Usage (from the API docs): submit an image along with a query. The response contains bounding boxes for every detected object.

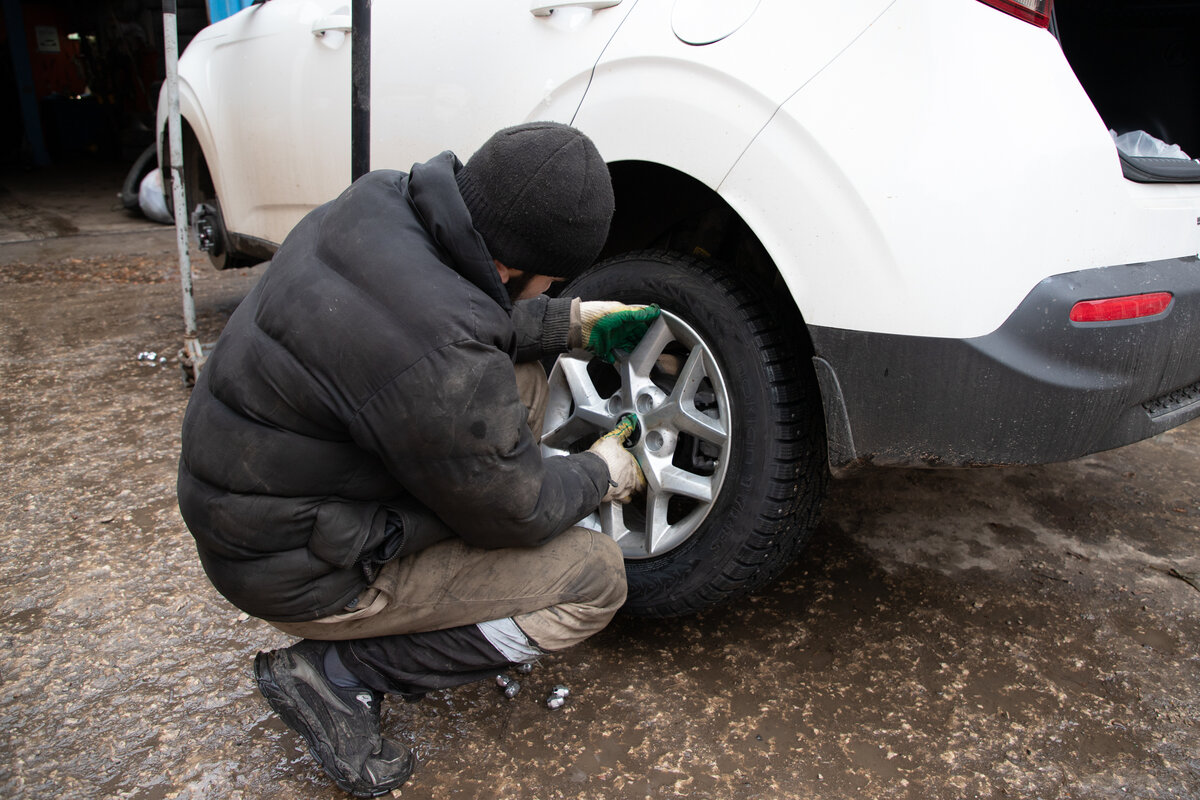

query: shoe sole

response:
[254,651,413,798]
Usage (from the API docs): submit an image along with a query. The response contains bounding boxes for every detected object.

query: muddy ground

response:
[1,165,1198,800]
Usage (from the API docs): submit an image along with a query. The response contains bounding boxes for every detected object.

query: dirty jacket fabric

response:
[177,154,610,623]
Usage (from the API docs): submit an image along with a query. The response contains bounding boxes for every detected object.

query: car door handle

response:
[312,14,352,36]
[530,0,622,18]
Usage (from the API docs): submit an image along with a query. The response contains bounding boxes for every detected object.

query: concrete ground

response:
[1,164,1198,800]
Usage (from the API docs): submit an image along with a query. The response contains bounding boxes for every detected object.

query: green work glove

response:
[580,302,661,364]
[587,413,646,504]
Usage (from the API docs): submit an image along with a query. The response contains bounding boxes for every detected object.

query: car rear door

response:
[370,0,635,171]
[200,0,353,246]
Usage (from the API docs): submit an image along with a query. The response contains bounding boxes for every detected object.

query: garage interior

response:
[1,1,217,168]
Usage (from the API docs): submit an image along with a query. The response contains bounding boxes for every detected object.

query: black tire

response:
[561,250,829,617]
[120,143,158,212]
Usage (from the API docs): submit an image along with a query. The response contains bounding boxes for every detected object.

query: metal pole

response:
[351,0,371,181]
[163,0,206,380]
[2,0,51,166]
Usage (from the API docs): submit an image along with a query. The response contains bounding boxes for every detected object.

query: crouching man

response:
[177,123,657,796]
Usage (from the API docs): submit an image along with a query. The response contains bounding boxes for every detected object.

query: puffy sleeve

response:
[348,339,609,548]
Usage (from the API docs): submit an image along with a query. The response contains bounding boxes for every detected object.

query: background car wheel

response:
[546,250,829,617]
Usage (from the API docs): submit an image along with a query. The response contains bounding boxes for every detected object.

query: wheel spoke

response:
[540,415,598,450]
[597,502,623,541]
[659,465,714,502]
[645,348,727,446]
[645,491,672,555]
[624,317,673,378]
[542,357,615,449]
[674,401,728,446]
[636,449,668,495]
[675,344,708,397]
[558,357,614,427]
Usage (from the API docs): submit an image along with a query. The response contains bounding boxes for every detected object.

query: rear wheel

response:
[162,129,260,270]
[545,250,829,617]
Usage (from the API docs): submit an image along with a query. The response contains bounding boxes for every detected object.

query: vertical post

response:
[351,0,371,181]
[2,0,51,166]
[163,0,206,380]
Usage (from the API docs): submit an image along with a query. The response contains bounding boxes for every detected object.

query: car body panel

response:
[719,0,1200,338]
[576,0,896,187]
[176,0,353,244]
[163,0,637,245]
[370,1,636,173]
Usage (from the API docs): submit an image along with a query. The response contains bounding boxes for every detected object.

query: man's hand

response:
[587,414,646,504]
[579,302,661,364]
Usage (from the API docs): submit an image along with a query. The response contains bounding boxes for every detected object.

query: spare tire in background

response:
[120,143,158,212]
[544,250,829,617]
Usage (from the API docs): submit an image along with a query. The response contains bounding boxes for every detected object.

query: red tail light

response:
[977,0,1054,28]
[1069,292,1173,323]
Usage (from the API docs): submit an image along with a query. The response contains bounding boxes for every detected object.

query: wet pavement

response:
[1,165,1198,800]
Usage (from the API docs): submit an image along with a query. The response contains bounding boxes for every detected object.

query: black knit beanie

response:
[455,122,614,279]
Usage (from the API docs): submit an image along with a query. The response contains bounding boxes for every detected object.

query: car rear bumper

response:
[811,255,1200,467]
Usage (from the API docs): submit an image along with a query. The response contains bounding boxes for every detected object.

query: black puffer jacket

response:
[177,154,609,622]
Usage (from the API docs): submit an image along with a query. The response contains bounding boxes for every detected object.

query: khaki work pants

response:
[270,362,626,652]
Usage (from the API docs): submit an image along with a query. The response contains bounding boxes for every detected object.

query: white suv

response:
[160,0,1200,616]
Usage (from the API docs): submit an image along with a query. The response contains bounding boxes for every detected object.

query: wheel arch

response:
[598,159,857,468]
[602,160,810,350]
[599,157,867,470]
[156,73,220,195]
[157,82,275,268]
[158,116,214,205]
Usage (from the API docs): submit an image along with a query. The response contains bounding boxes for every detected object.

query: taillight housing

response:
[1069,292,1174,323]
[977,0,1054,28]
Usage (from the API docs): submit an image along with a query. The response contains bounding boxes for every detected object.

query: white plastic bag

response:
[1110,129,1195,161]
[138,168,174,224]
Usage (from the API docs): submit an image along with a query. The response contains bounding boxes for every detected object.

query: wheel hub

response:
[191,202,224,256]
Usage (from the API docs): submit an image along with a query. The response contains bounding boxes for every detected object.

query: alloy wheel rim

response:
[541,311,732,559]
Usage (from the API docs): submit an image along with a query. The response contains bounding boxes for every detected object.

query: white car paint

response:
[717,0,1200,337]
[369,0,636,175]
[574,0,897,187]
[162,0,1200,341]
[162,0,353,245]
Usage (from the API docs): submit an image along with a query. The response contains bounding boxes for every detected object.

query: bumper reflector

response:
[1069,292,1173,323]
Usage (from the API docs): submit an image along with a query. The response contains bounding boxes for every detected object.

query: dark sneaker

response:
[254,640,414,797]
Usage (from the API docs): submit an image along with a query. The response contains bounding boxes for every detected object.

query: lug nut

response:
[545,685,570,709]
[495,674,522,698]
